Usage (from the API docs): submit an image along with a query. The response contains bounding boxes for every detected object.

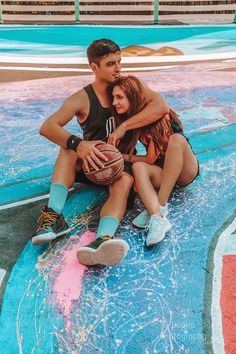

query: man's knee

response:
[57,147,77,163]
[109,173,133,194]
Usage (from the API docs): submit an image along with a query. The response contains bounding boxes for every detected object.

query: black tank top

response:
[80,84,115,141]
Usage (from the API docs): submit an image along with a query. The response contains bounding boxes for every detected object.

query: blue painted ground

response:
[0,85,236,353]
[0,25,235,56]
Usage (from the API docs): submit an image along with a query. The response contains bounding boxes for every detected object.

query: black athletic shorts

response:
[75,161,133,185]
[154,134,200,186]
[75,161,136,209]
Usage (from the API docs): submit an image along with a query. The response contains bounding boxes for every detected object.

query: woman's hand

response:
[122,154,130,162]
[108,123,126,147]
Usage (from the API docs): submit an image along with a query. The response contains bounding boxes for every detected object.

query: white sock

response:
[160,204,168,217]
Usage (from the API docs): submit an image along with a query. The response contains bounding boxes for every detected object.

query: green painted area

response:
[0,1,3,24]
[74,0,80,23]
[154,0,158,24]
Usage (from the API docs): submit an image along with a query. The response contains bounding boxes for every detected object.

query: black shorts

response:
[75,161,133,185]
[75,161,136,209]
[154,134,200,186]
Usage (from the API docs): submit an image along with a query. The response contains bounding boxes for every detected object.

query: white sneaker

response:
[160,204,169,217]
[132,209,150,228]
[132,204,169,229]
[145,215,172,247]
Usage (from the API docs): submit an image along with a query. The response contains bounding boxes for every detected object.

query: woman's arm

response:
[108,82,169,146]
[123,153,154,164]
[123,138,160,165]
[123,83,169,130]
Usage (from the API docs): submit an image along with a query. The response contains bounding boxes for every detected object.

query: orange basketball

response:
[83,143,124,185]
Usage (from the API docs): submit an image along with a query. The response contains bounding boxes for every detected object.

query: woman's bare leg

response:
[158,134,198,206]
[132,162,162,216]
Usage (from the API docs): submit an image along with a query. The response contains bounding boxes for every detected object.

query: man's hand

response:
[77,140,108,172]
[107,123,126,147]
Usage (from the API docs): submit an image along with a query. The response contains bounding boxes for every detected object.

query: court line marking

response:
[0,194,50,211]
[0,65,178,72]
[0,173,51,189]
[0,187,75,211]
[0,52,236,64]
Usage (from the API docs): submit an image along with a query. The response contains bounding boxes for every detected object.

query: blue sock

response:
[96,216,119,239]
[48,183,68,214]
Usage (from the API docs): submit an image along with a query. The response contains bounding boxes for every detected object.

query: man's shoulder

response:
[64,88,89,110]
[67,87,88,101]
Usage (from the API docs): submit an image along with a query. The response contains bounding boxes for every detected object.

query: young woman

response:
[111,76,199,247]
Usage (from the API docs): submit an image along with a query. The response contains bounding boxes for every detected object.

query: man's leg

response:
[77,174,133,266]
[158,134,198,207]
[32,148,78,245]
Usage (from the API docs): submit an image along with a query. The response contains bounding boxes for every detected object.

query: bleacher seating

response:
[158,0,236,24]
[0,0,235,24]
[0,0,77,24]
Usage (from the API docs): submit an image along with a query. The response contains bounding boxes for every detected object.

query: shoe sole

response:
[76,239,129,266]
[146,223,172,247]
[31,227,70,245]
[132,209,168,229]
[132,220,148,229]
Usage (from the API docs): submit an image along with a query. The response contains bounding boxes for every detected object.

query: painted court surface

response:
[0,39,236,353]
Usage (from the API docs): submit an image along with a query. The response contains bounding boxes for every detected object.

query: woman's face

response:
[112,85,130,114]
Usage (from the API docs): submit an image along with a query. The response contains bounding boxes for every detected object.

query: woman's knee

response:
[132,161,148,175]
[168,134,186,149]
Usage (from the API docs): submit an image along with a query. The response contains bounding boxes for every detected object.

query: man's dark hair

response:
[87,39,120,65]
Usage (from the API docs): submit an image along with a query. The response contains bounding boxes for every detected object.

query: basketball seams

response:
[84,143,124,185]
[85,157,123,174]
[89,162,124,185]
[103,156,123,167]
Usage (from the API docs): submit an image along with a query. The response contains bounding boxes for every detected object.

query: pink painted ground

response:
[52,231,96,320]
[221,255,236,354]
[1,63,236,103]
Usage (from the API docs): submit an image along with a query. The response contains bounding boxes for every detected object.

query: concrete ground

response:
[0,51,236,353]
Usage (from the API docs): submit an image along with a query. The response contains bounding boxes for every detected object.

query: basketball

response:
[83,143,124,185]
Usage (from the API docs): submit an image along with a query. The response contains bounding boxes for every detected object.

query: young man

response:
[32,39,169,266]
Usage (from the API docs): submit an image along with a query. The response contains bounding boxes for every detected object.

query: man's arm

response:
[40,90,107,171]
[123,82,169,130]
[108,82,169,146]
[39,90,87,147]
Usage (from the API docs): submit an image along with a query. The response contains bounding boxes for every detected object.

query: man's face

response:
[92,52,121,83]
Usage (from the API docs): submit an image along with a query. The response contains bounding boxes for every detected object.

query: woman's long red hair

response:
[110,76,183,155]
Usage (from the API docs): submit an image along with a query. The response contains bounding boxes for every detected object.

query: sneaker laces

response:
[36,208,58,232]
[100,235,113,241]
